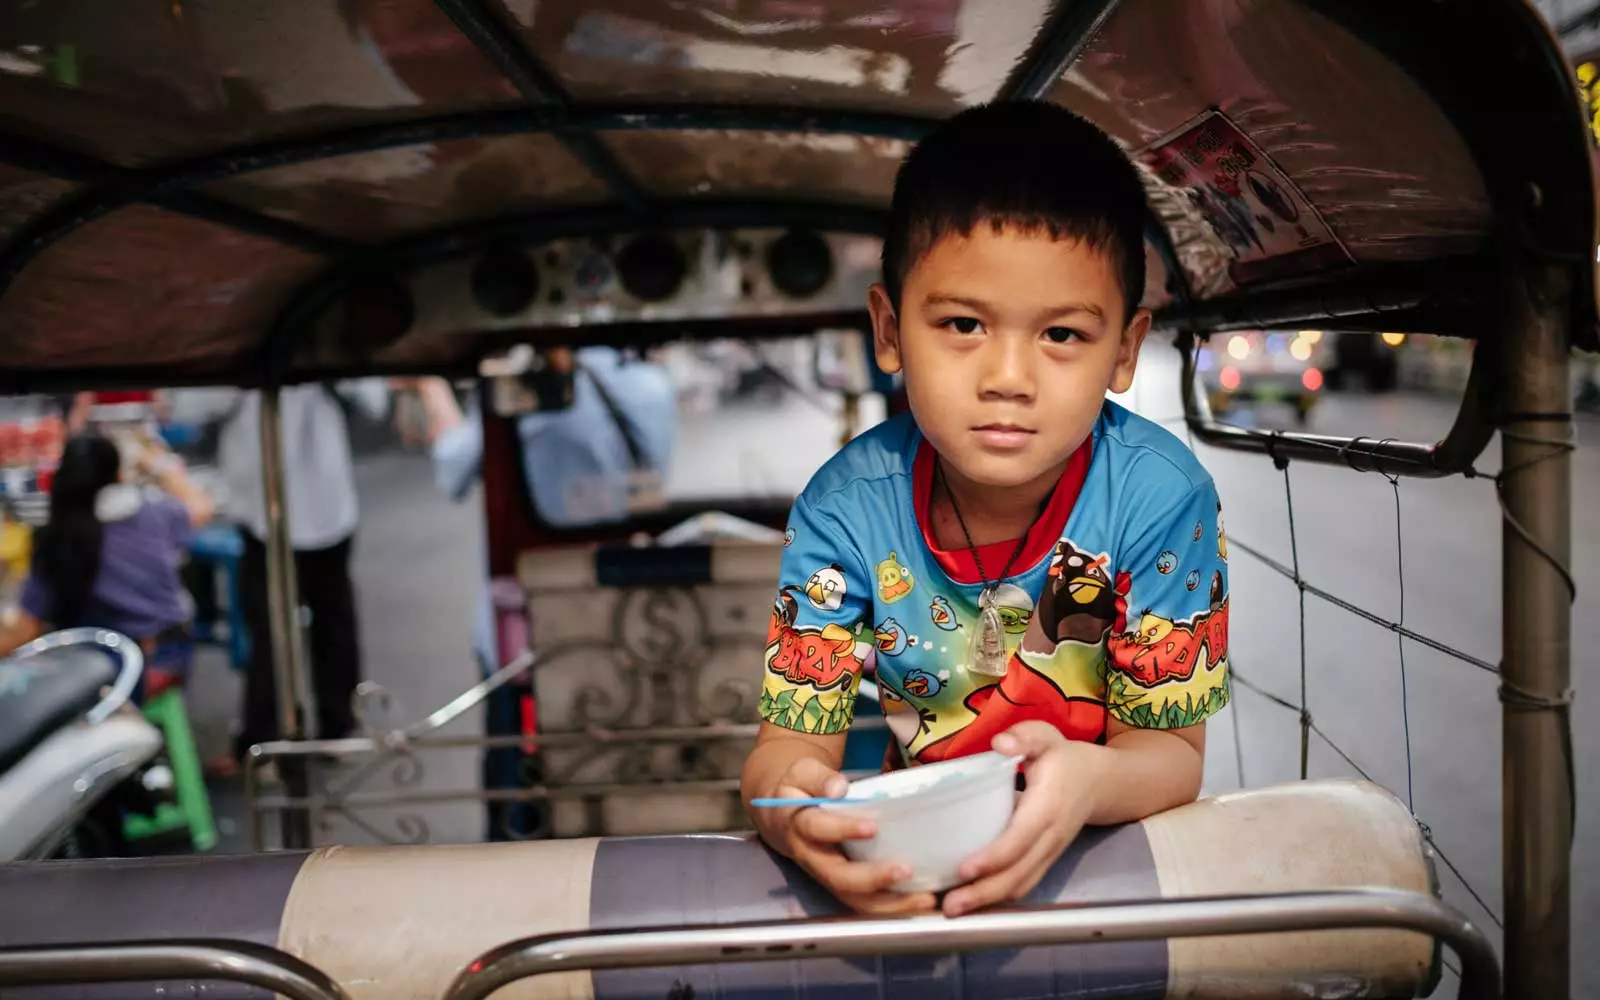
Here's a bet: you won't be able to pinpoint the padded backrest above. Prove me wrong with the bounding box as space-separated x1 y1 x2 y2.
519 541 782 837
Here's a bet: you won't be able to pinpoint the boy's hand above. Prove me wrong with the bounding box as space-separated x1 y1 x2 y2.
768 757 938 916
941 721 1099 918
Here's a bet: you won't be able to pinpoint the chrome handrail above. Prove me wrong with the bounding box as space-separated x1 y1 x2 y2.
443 888 1499 1000
0 939 350 1000
11 627 144 724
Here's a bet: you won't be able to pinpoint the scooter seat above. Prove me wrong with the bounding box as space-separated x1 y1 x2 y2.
0 646 118 776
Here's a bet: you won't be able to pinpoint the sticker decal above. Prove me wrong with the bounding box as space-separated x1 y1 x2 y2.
1138 109 1350 285
804 565 847 611
875 551 915 604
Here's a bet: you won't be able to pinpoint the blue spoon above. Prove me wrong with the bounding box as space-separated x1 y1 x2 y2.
749 795 883 808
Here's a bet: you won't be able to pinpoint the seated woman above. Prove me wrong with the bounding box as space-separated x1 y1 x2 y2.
0 432 215 703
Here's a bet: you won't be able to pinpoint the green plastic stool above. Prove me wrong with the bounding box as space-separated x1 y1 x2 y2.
122 689 218 853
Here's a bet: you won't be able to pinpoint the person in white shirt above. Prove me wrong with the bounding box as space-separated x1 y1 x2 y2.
170 381 388 768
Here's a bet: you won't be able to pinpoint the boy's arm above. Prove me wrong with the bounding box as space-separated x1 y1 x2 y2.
1094 474 1229 812
739 492 933 914
1082 717 1205 825
740 725 847 854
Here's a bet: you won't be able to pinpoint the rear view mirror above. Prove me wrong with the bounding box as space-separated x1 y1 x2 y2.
480 345 578 416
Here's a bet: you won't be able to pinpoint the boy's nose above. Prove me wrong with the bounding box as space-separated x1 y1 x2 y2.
976 335 1036 401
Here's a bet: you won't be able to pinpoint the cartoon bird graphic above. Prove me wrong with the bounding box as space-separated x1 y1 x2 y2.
1035 541 1119 645
929 595 959 631
878 681 938 745
874 617 910 656
875 552 914 604
769 587 799 636
901 668 943 698
804 565 847 611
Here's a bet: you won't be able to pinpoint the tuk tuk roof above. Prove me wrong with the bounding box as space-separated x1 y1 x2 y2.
0 0 1593 391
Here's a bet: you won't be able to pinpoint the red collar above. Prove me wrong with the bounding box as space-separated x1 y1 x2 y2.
912 434 1092 586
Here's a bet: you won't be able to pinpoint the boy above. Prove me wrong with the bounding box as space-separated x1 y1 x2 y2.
740 100 1231 919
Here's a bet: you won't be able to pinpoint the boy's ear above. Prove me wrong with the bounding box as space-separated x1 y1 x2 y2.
1108 307 1152 394
867 283 903 375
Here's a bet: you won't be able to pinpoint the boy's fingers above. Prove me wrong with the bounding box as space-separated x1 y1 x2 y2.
956 800 1050 882
790 805 877 845
990 720 1066 761
793 838 913 897
943 837 1057 918
839 889 939 916
783 758 850 798
806 850 913 896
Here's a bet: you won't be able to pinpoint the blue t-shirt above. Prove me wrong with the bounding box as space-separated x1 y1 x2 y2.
760 402 1231 767
21 497 194 642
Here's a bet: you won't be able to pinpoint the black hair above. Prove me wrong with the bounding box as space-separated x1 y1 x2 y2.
881 100 1148 321
29 432 121 627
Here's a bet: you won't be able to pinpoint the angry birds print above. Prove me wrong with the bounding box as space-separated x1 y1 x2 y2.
1217 502 1228 560
765 622 868 690
873 617 910 656
901 668 943 698
1108 599 1229 688
1155 550 1178 575
1185 569 1201 592
804 565 847 611
929 595 959 631
784 527 795 547
771 587 799 633
1193 520 1203 542
1029 540 1120 648
875 551 914 604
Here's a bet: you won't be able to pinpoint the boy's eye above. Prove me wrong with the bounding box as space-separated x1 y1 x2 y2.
1043 326 1082 344
942 316 982 334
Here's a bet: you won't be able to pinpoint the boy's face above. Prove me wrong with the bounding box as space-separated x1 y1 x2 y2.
868 226 1150 494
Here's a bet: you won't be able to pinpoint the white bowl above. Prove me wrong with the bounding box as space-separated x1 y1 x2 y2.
824 751 1022 893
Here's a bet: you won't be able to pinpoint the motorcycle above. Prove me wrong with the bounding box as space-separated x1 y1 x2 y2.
0 627 168 860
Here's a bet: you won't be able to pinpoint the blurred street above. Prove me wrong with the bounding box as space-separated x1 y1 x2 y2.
176 341 1597 997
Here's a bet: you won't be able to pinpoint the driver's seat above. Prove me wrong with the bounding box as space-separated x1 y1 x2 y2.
0 645 117 776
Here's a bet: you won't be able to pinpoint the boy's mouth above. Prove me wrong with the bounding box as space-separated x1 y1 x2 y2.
972 424 1035 450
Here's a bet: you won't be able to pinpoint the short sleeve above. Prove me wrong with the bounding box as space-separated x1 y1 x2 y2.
758 492 874 736
430 408 484 503
1105 480 1231 729
152 497 195 552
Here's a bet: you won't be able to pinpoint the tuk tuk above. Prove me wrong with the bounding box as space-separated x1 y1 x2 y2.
0 1 1588 998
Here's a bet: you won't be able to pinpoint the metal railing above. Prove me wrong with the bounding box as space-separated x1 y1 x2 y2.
0 939 351 1000
443 888 1500 1000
